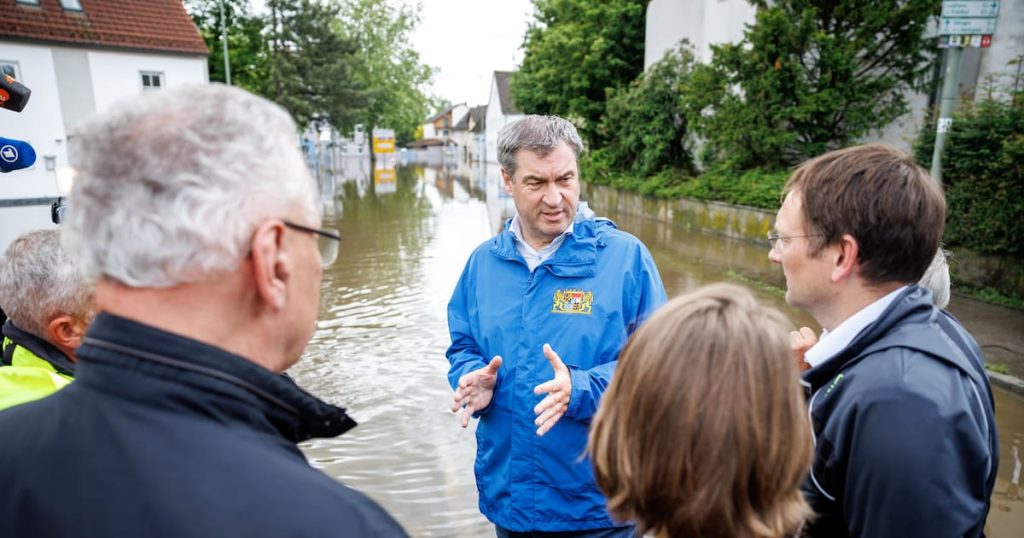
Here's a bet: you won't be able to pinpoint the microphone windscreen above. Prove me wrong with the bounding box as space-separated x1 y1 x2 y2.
0 74 31 112
0 137 37 173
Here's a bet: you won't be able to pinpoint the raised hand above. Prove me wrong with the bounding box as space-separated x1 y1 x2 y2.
533 344 571 436
790 327 818 372
451 356 502 428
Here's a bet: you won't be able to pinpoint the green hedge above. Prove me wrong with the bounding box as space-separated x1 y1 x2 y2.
581 150 788 210
915 91 1024 257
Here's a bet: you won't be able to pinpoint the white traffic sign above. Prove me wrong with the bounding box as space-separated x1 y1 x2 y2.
940 16 998 35
942 1 1000 18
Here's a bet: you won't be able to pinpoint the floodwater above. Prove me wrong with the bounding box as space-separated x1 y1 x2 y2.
291 162 1024 537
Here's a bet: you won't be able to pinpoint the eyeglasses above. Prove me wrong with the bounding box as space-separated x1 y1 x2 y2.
283 220 341 267
767 230 822 251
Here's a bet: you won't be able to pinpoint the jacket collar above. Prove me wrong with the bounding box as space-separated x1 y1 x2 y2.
802 285 985 392
78 313 357 444
2 319 76 376
490 202 614 278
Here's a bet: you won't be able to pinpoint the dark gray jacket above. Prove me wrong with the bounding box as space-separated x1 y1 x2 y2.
0 313 407 537
802 285 998 538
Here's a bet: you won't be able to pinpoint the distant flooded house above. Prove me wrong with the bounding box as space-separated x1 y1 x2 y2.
0 0 209 251
451 104 486 163
485 71 523 164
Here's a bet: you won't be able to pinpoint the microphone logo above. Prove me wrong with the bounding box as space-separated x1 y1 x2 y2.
0 143 20 164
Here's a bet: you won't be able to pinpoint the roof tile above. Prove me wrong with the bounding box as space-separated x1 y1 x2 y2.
0 0 208 55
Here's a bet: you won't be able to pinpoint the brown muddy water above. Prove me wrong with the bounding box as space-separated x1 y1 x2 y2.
291 163 1024 537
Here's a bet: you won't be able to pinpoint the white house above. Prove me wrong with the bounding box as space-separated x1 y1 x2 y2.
485 71 523 164
644 0 1024 150
0 0 208 249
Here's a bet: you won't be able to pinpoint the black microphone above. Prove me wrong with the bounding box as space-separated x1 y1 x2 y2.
0 74 31 112
0 137 36 173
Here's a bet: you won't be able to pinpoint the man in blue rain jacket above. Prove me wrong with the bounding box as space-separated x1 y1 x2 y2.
446 115 666 536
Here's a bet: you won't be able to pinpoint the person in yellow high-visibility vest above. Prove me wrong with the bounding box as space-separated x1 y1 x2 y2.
0 229 94 411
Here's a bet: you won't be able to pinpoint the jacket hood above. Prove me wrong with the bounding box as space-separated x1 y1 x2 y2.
491 201 618 277
803 285 986 392
78 313 357 444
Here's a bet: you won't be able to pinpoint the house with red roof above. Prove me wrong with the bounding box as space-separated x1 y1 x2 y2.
0 0 208 248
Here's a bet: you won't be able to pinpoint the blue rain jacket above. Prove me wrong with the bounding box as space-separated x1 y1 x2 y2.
801 286 998 538
446 210 666 532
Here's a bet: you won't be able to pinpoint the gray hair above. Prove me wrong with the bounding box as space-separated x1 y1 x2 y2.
63 84 316 287
497 115 584 177
919 249 951 309
0 229 94 338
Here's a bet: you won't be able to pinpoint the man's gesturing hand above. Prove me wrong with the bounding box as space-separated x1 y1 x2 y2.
451 356 502 428
790 327 818 372
533 344 571 436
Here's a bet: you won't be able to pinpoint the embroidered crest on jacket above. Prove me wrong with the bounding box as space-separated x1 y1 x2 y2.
552 289 593 315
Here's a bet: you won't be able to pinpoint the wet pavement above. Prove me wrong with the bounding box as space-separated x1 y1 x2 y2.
291 162 1024 536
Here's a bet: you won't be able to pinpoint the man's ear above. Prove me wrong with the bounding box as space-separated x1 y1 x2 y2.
830 234 860 283
501 169 513 195
250 220 290 310
46 314 88 360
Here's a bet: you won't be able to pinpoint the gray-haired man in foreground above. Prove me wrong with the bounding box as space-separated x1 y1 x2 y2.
0 84 406 537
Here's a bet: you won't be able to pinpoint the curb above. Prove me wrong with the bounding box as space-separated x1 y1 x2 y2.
988 371 1024 396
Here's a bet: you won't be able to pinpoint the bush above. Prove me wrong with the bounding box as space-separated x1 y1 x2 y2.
915 90 1024 256
600 46 697 177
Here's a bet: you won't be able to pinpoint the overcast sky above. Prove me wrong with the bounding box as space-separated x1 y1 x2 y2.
407 0 534 107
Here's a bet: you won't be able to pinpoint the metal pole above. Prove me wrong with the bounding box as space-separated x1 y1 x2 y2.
220 0 232 86
930 45 963 186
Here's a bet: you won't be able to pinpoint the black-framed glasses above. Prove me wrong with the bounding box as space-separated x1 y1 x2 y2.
283 220 341 267
767 230 822 251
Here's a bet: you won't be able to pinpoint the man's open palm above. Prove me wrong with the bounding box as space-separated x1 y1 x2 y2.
451 356 502 428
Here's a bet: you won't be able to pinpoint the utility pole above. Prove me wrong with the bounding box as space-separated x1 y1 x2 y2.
220 0 232 86
931 1 1001 186
929 46 963 187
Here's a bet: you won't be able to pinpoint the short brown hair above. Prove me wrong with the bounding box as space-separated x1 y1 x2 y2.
784 143 946 285
589 284 813 538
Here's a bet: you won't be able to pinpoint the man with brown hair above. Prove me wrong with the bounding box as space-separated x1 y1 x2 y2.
769 143 997 538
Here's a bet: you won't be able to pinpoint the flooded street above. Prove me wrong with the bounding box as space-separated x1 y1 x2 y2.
291 163 1024 537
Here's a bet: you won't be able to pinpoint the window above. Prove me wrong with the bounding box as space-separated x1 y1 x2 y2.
141 71 164 91
59 0 83 11
15 0 41 6
0 61 20 80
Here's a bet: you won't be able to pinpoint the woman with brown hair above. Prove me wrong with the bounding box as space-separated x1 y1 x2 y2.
589 283 813 538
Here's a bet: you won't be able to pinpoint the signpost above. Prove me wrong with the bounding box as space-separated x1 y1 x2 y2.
930 1 1000 186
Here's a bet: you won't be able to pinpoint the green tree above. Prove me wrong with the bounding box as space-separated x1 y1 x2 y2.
600 45 697 177
915 86 1024 257
689 0 940 169
511 0 646 146
266 0 368 130
336 0 435 145
187 0 269 95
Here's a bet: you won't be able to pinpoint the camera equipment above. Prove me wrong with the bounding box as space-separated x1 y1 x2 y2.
0 136 37 173
0 73 32 113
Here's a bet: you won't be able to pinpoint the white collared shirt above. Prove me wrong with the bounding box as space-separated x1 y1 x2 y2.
804 286 908 368
509 215 573 272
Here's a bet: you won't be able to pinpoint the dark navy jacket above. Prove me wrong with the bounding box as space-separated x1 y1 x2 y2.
0 313 407 537
802 286 998 538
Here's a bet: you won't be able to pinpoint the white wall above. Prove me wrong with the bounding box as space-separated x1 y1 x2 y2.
0 41 69 200
977 0 1024 97
88 50 207 113
645 0 756 67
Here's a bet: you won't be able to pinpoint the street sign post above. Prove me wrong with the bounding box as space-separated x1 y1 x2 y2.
940 16 999 35
941 1 1000 17
931 1 1001 185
